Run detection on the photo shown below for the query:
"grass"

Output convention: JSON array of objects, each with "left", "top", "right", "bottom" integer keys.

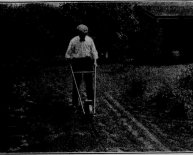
[
  {"left": 8, "top": 61, "right": 193, "bottom": 152},
  {"left": 98, "top": 63, "right": 193, "bottom": 151}
]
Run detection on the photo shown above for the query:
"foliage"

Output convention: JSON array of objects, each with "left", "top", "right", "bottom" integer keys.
[{"left": 123, "top": 64, "right": 193, "bottom": 119}]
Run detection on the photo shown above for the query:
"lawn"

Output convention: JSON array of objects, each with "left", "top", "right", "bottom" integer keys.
[
  {"left": 99, "top": 63, "right": 193, "bottom": 151},
  {"left": 8, "top": 61, "right": 193, "bottom": 152}
]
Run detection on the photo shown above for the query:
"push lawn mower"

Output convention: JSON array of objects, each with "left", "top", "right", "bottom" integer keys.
[{"left": 69, "top": 63, "right": 97, "bottom": 117}]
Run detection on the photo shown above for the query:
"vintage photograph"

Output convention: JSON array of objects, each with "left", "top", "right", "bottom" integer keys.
[{"left": 1, "top": 0, "right": 193, "bottom": 152}]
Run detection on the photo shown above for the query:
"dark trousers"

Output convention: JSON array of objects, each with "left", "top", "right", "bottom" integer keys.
[
  {"left": 72, "top": 73, "right": 93, "bottom": 106},
  {"left": 71, "top": 57, "right": 94, "bottom": 106}
]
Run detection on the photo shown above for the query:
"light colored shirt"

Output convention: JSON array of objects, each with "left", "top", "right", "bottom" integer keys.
[{"left": 65, "top": 36, "right": 98, "bottom": 60}]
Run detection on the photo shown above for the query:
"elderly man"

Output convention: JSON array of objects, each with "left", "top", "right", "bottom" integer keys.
[{"left": 65, "top": 24, "right": 98, "bottom": 110}]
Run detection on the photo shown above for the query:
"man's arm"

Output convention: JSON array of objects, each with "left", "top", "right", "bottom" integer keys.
[
  {"left": 90, "top": 39, "right": 98, "bottom": 66},
  {"left": 65, "top": 40, "right": 73, "bottom": 59}
]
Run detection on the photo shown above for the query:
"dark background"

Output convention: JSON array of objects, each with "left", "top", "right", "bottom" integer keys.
[
  {"left": 1, "top": 2, "right": 193, "bottom": 69},
  {"left": 1, "top": 2, "right": 193, "bottom": 70},
  {"left": 0, "top": 2, "right": 139, "bottom": 66}
]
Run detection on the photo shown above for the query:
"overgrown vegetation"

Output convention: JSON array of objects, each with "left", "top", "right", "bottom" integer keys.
[
  {"left": 6, "top": 61, "right": 193, "bottom": 152},
  {"left": 118, "top": 64, "right": 193, "bottom": 120},
  {"left": 98, "top": 63, "right": 193, "bottom": 151}
]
